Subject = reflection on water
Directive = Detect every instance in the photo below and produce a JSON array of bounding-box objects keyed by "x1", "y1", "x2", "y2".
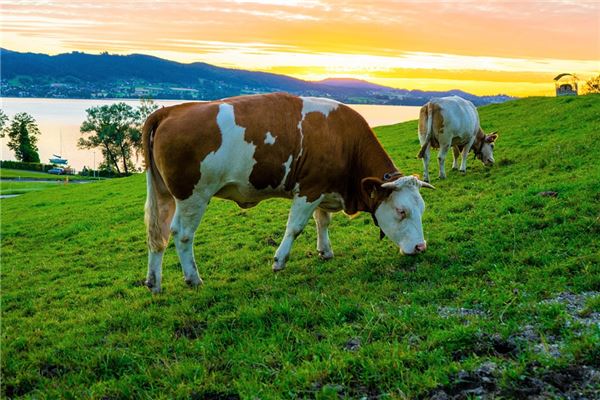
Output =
[{"x1": 0, "y1": 98, "x2": 420, "y2": 171}]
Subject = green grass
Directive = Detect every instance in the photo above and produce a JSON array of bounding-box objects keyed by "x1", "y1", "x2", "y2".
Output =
[
  {"x1": 0, "y1": 168, "x2": 99, "y2": 181},
  {"x1": 0, "y1": 180, "x2": 64, "y2": 195},
  {"x1": 2, "y1": 95, "x2": 599, "y2": 398}
]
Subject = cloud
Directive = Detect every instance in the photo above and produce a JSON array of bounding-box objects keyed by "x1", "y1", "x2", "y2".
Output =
[{"x1": 225, "y1": 0, "x2": 327, "y2": 7}]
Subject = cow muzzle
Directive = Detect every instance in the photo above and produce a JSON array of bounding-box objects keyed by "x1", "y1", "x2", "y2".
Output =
[{"x1": 401, "y1": 241, "x2": 427, "y2": 255}]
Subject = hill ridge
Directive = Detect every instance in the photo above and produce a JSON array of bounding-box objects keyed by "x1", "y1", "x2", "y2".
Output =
[{"x1": 0, "y1": 48, "x2": 513, "y2": 105}]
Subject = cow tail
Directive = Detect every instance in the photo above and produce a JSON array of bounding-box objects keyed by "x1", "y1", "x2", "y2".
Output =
[
  {"x1": 417, "y1": 102, "x2": 434, "y2": 159},
  {"x1": 143, "y1": 110, "x2": 173, "y2": 252}
]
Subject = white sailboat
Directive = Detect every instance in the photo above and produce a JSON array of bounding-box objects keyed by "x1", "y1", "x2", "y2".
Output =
[
  {"x1": 49, "y1": 130, "x2": 68, "y2": 165},
  {"x1": 49, "y1": 154, "x2": 68, "y2": 164}
]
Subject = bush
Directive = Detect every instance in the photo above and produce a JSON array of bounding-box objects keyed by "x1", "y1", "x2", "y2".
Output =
[
  {"x1": 0, "y1": 160, "x2": 55, "y2": 172},
  {"x1": 79, "y1": 166, "x2": 119, "y2": 178}
]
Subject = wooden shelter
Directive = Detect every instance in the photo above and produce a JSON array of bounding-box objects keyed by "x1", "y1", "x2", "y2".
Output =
[{"x1": 554, "y1": 73, "x2": 578, "y2": 96}]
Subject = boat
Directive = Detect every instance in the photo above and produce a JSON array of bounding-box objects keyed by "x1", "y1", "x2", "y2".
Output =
[
  {"x1": 49, "y1": 131, "x2": 68, "y2": 165},
  {"x1": 49, "y1": 154, "x2": 68, "y2": 165}
]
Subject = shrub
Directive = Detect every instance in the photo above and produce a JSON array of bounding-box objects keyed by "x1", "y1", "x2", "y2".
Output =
[{"x1": 0, "y1": 160, "x2": 55, "y2": 172}]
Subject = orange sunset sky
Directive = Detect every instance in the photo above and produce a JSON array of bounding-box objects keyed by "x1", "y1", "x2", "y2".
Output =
[{"x1": 1, "y1": 0, "x2": 599, "y2": 96}]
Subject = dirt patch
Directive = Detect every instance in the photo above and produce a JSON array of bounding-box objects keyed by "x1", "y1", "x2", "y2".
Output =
[
  {"x1": 430, "y1": 362, "x2": 498, "y2": 399},
  {"x1": 264, "y1": 236, "x2": 278, "y2": 247},
  {"x1": 430, "y1": 363, "x2": 600, "y2": 399},
  {"x1": 438, "y1": 306, "x2": 487, "y2": 319},
  {"x1": 39, "y1": 363, "x2": 64, "y2": 378},
  {"x1": 538, "y1": 191, "x2": 558, "y2": 198},
  {"x1": 309, "y1": 380, "x2": 382, "y2": 399},
  {"x1": 173, "y1": 319, "x2": 208, "y2": 339},
  {"x1": 507, "y1": 324, "x2": 563, "y2": 358},
  {"x1": 504, "y1": 364, "x2": 600, "y2": 399},
  {"x1": 190, "y1": 391, "x2": 240, "y2": 400},
  {"x1": 541, "y1": 291, "x2": 600, "y2": 328},
  {"x1": 344, "y1": 337, "x2": 361, "y2": 351},
  {"x1": 431, "y1": 292, "x2": 600, "y2": 399},
  {"x1": 452, "y1": 333, "x2": 517, "y2": 361}
]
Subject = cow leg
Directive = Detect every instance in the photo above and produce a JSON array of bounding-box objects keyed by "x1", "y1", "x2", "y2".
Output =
[
  {"x1": 438, "y1": 144, "x2": 450, "y2": 179},
  {"x1": 452, "y1": 146, "x2": 461, "y2": 170},
  {"x1": 460, "y1": 139, "x2": 475, "y2": 173},
  {"x1": 145, "y1": 173, "x2": 175, "y2": 294},
  {"x1": 273, "y1": 194, "x2": 323, "y2": 271},
  {"x1": 421, "y1": 145, "x2": 431, "y2": 182},
  {"x1": 171, "y1": 193, "x2": 209, "y2": 288},
  {"x1": 314, "y1": 208, "x2": 334, "y2": 260},
  {"x1": 146, "y1": 207, "x2": 174, "y2": 293}
]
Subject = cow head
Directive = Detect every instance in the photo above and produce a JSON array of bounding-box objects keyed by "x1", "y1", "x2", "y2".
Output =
[
  {"x1": 362, "y1": 176, "x2": 434, "y2": 255},
  {"x1": 478, "y1": 131, "x2": 498, "y2": 166}
]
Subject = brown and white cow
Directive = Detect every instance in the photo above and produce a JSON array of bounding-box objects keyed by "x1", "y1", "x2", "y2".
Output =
[
  {"x1": 143, "y1": 92, "x2": 434, "y2": 293},
  {"x1": 417, "y1": 96, "x2": 498, "y2": 181}
]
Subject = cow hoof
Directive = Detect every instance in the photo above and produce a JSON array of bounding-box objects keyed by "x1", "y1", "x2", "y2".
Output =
[
  {"x1": 438, "y1": 175, "x2": 446, "y2": 180},
  {"x1": 318, "y1": 250, "x2": 334, "y2": 260},
  {"x1": 145, "y1": 275, "x2": 161, "y2": 293},
  {"x1": 272, "y1": 262, "x2": 286, "y2": 272},
  {"x1": 423, "y1": 177, "x2": 430, "y2": 183},
  {"x1": 145, "y1": 279, "x2": 161, "y2": 294},
  {"x1": 184, "y1": 276, "x2": 203, "y2": 288},
  {"x1": 459, "y1": 169, "x2": 466, "y2": 174}
]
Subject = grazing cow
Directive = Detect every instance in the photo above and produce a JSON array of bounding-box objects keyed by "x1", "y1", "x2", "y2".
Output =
[
  {"x1": 143, "y1": 92, "x2": 434, "y2": 293},
  {"x1": 417, "y1": 96, "x2": 498, "y2": 181}
]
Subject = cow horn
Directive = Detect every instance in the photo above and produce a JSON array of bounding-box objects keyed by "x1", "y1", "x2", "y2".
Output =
[{"x1": 419, "y1": 180, "x2": 436, "y2": 190}]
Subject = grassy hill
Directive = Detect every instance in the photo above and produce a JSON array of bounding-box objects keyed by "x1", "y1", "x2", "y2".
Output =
[{"x1": 2, "y1": 95, "x2": 599, "y2": 398}]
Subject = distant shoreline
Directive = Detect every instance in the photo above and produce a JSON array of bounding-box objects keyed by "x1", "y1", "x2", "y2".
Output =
[
  {"x1": 0, "y1": 96, "x2": 519, "y2": 107},
  {"x1": 0, "y1": 96, "x2": 203, "y2": 103},
  {"x1": 1, "y1": 49, "x2": 515, "y2": 107},
  {"x1": 0, "y1": 96, "x2": 406, "y2": 107}
]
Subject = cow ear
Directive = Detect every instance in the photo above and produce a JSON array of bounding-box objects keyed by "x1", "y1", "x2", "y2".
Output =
[
  {"x1": 361, "y1": 177, "x2": 384, "y2": 198},
  {"x1": 485, "y1": 132, "x2": 498, "y2": 142},
  {"x1": 361, "y1": 177, "x2": 391, "y2": 206}
]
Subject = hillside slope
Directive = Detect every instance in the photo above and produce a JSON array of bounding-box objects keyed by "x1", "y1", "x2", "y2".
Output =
[{"x1": 1, "y1": 95, "x2": 599, "y2": 398}]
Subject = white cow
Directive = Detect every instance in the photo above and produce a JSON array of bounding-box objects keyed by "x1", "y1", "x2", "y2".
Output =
[{"x1": 417, "y1": 96, "x2": 498, "y2": 181}]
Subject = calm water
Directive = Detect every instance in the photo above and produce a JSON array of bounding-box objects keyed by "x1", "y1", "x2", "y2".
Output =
[{"x1": 0, "y1": 98, "x2": 420, "y2": 171}]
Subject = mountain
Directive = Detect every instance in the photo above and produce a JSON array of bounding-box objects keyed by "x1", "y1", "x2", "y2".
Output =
[
  {"x1": 0, "y1": 49, "x2": 513, "y2": 105},
  {"x1": 317, "y1": 78, "x2": 393, "y2": 91}
]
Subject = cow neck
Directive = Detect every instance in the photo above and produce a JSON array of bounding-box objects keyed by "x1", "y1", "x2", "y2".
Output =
[
  {"x1": 344, "y1": 132, "x2": 399, "y2": 215},
  {"x1": 471, "y1": 128, "x2": 486, "y2": 156}
]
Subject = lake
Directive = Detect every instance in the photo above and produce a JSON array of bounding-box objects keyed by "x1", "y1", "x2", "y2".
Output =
[{"x1": 0, "y1": 98, "x2": 420, "y2": 171}]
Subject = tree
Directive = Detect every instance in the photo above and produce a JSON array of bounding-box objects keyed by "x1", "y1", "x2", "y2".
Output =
[
  {"x1": 584, "y1": 75, "x2": 600, "y2": 94},
  {"x1": 137, "y1": 98, "x2": 160, "y2": 123},
  {"x1": 131, "y1": 98, "x2": 159, "y2": 164},
  {"x1": 78, "y1": 99, "x2": 159, "y2": 175},
  {"x1": 0, "y1": 112, "x2": 41, "y2": 162},
  {"x1": 0, "y1": 110, "x2": 8, "y2": 131}
]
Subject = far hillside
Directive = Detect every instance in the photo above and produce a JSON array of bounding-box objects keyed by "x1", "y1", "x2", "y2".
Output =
[
  {"x1": 1, "y1": 95, "x2": 598, "y2": 399},
  {"x1": 0, "y1": 48, "x2": 513, "y2": 105}
]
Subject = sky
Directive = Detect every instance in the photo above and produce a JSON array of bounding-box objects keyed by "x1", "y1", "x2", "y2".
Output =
[{"x1": 1, "y1": 0, "x2": 599, "y2": 96}]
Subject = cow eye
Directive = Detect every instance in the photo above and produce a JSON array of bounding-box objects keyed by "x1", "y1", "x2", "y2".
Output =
[{"x1": 396, "y1": 208, "x2": 407, "y2": 220}]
